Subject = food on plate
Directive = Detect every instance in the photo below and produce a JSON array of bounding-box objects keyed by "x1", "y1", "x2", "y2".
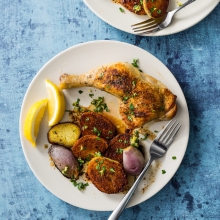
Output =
[
  {"x1": 24, "y1": 99, "x2": 48, "y2": 147},
  {"x1": 45, "y1": 79, "x2": 65, "y2": 127},
  {"x1": 143, "y1": 0, "x2": 170, "y2": 18},
  {"x1": 80, "y1": 112, "x2": 116, "y2": 140},
  {"x1": 48, "y1": 122, "x2": 81, "y2": 148},
  {"x1": 123, "y1": 146, "x2": 145, "y2": 175},
  {"x1": 72, "y1": 135, "x2": 108, "y2": 160},
  {"x1": 48, "y1": 145, "x2": 79, "y2": 178},
  {"x1": 59, "y1": 62, "x2": 177, "y2": 129},
  {"x1": 118, "y1": 0, "x2": 146, "y2": 15},
  {"x1": 104, "y1": 134, "x2": 131, "y2": 164},
  {"x1": 87, "y1": 156, "x2": 128, "y2": 194}
]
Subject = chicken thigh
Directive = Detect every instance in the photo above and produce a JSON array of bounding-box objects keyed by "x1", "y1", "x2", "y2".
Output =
[{"x1": 59, "y1": 62, "x2": 177, "y2": 129}]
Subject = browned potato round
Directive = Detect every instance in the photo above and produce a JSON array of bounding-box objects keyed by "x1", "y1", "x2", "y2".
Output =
[
  {"x1": 80, "y1": 112, "x2": 116, "y2": 141},
  {"x1": 48, "y1": 122, "x2": 81, "y2": 148},
  {"x1": 72, "y1": 135, "x2": 108, "y2": 160},
  {"x1": 87, "y1": 156, "x2": 128, "y2": 194},
  {"x1": 143, "y1": 0, "x2": 169, "y2": 18},
  {"x1": 119, "y1": 0, "x2": 146, "y2": 15},
  {"x1": 104, "y1": 134, "x2": 131, "y2": 164}
]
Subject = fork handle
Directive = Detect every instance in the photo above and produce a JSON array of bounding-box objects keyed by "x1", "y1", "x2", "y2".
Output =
[
  {"x1": 174, "y1": 0, "x2": 196, "y2": 14},
  {"x1": 108, "y1": 156, "x2": 155, "y2": 220}
]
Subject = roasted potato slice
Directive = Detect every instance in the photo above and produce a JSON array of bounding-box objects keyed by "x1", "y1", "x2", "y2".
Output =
[
  {"x1": 48, "y1": 145, "x2": 79, "y2": 178},
  {"x1": 48, "y1": 122, "x2": 81, "y2": 148},
  {"x1": 119, "y1": 0, "x2": 146, "y2": 15},
  {"x1": 72, "y1": 135, "x2": 108, "y2": 160},
  {"x1": 87, "y1": 156, "x2": 128, "y2": 194},
  {"x1": 143, "y1": 0, "x2": 169, "y2": 18},
  {"x1": 80, "y1": 112, "x2": 116, "y2": 141},
  {"x1": 104, "y1": 134, "x2": 131, "y2": 164}
]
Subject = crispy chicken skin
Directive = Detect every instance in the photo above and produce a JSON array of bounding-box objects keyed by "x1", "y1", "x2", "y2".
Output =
[
  {"x1": 87, "y1": 156, "x2": 128, "y2": 194},
  {"x1": 60, "y1": 62, "x2": 177, "y2": 129}
]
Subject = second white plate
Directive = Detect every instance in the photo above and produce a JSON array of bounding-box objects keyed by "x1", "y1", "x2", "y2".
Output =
[{"x1": 84, "y1": 0, "x2": 219, "y2": 36}]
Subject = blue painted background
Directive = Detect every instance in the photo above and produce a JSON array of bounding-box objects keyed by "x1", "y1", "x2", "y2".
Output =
[{"x1": 0, "y1": 1, "x2": 220, "y2": 219}]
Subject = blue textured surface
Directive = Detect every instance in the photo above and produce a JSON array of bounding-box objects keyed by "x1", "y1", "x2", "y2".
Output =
[{"x1": 1, "y1": 1, "x2": 220, "y2": 219}]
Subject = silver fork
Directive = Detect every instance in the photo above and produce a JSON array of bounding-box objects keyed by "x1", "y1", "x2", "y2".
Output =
[
  {"x1": 108, "y1": 119, "x2": 182, "y2": 220},
  {"x1": 132, "y1": 0, "x2": 196, "y2": 34}
]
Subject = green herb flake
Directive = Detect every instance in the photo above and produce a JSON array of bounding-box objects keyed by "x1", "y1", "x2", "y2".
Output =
[
  {"x1": 162, "y1": 170, "x2": 166, "y2": 174},
  {"x1": 154, "y1": 130, "x2": 158, "y2": 133},
  {"x1": 157, "y1": 9, "x2": 162, "y2": 14},
  {"x1": 78, "y1": 158, "x2": 85, "y2": 166},
  {"x1": 127, "y1": 115, "x2": 133, "y2": 121},
  {"x1": 116, "y1": 148, "x2": 123, "y2": 154},
  {"x1": 96, "y1": 137, "x2": 101, "y2": 141},
  {"x1": 78, "y1": 90, "x2": 83, "y2": 94},
  {"x1": 62, "y1": 166, "x2": 68, "y2": 174},
  {"x1": 93, "y1": 127, "x2": 101, "y2": 136},
  {"x1": 99, "y1": 166, "x2": 106, "y2": 176},
  {"x1": 70, "y1": 178, "x2": 89, "y2": 190},
  {"x1": 94, "y1": 152, "x2": 101, "y2": 157},
  {"x1": 172, "y1": 156, "x2": 177, "y2": 160},
  {"x1": 83, "y1": 125, "x2": 88, "y2": 130},
  {"x1": 119, "y1": 7, "x2": 124, "y2": 12},
  {"x1": 91, "y1": 96, "x2": 110, "y2": 113},
  {"x1": 133, "y1": 5, "x2": 141, "y2": 13},
  {"x1": 85, "y1": 117, "x2": 90, "y2": 121},
  {"x1": 141, "y1": 133, "x2": 149, "y2": 140},
  {"x1": 110, "y1": 168, "x2": 115, "y2": 173},
  {"x1": 89, "y1": 93, "x2": 94, "y2": 98},
  {"x1": 132, "y1": 59, "x2": 139, "y2": 68}
]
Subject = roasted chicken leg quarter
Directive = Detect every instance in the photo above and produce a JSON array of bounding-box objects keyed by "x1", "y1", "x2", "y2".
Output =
[{"x1": 59, "y1": 62, "x2": 177, "y2": 129}]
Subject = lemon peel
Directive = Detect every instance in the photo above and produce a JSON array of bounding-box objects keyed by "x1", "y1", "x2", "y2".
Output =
[
  {"x1": 24, "y1": 99, "x2": 48, "y2": 147},
  {"x1": 45, "y1": 79, "x2": 65, "y2": 127}
]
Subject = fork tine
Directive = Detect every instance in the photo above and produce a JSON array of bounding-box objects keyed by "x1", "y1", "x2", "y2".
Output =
[
  {"x1": 165, "y1": 124, "x2": 181, "y2": 146},
  {"x1": 131, "y1": 18, "x2": 155, "y2": 27},
  {"x1": 140, "y1": 27, "x2": 160, "y2": 34},
  {"x1": 132, "y1": 20, "x2": 158, "y2": 30},
  {"x1": 133, "y1": 23, "x2": 158, "y2": 32},
  {"x1": 155, "y1": 119, "x2": 176, "y2": 142},
  {"x1": 161, "y1": 122, "x2": 181, "y2": 145}
]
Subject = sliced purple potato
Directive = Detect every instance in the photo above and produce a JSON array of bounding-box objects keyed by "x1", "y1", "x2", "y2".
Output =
[{"x1": 48, "y1": 145, "x2": 79, "y2": 178}]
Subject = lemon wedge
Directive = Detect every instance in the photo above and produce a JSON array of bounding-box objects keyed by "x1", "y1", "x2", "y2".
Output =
[
  {"x1": 24, "y1": 99, "x2": 48, "y2": 147},
  {"x1": 45, "y1": 79, "x2": 65, "y2": 127}
]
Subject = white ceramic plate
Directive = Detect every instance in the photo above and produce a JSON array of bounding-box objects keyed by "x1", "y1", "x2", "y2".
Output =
[
  {"x1": 20, "y1": 40, "x2": 189, "y2": 211},
  {"x1": 84, "y1": 0, "x2": 219, "y2": 36}
]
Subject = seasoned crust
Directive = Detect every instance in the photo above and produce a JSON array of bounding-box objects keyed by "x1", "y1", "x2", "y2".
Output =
[
  {"x1": 72, "y1": 135, "x2": 108, "y2": 160},
  {"x1": 104, "y1": 134, "x2": 131, "y2": 164},
  {"x1": 80, "y1": 112, "x2": 116, "y2": 141},
  {"x1": 143, "y1": 0, "x2": 169, "y2": 18},
  {"x1": 87, "y1": 157, "x2": 128, "y2": 194},
  {"x1": 119, "y1": 0, "x2": 146, "y2": 15}
]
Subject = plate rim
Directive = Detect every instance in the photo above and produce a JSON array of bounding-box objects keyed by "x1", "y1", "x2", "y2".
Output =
[
  {"x1": 83, "y1": 0, "x2": 219, "y2": 36},
  {"x1": 19, "y1": 40, "x2": 190, "y2": 210}
]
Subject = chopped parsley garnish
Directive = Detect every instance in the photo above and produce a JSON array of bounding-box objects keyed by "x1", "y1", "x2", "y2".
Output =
[
  {"x1": 119, "y1": 7, "x2": 124, "y2": 12},
  {"x1": 132, "y1": 80, "x2": 137, "y2": 87},
  {"x1": 141, "y1": 133, "x2": 149, "y2": 140},
  {"x1": 78, "y1": 90, "x2": 83, "y2": 94},
  {"x1": 99, "y1": 166, "x2": 106, "y2": 176},
  {"x1": 108, "y1": 130, "x2": 113, "y2": 134},
  {"x1": 94, "y1": 152, "x2": 101, "y2": 157},
  {"x1": 72, "y1": 98, "x2": 83, "y2": 112},
  {"x1": 130, "y1": 130, "x2": 139, "y2": 147},
  {"x1": 118, "y1": 139, "x2": 123, "y2": 143},
  {"x1": 129, "y1": 103, "x2": 135, "y2": 111},
  {"x1": 133, "y1": 5, "x2": 141, "y2": 13},
  {"x1": 116, "y1": 148, "x2": 123, "y2": 154},
  {"x1": 70, "y1": 178, "x2": 89, "y2": 190},
  {"x1": 85, "y1": 117, "x2": 90, "y2": 121},
  {"x1": 89, "y1": 93, "x2": 94, "y2": 98},
  {"x1": 154, "y1": 130, "x2": 158, "y2": 133},
  {"x1": 62, "y1": 166, "x2": 68, "y2": 174},
  {"x1": 91, "y1": 97, "x2": 110, "y2": 112},
  {"x1": 172, "y1": 156, "x2": 177, "y2": 160},
  {"x1": 82, "y1": 125, "x2": 88, "y2": 130},
  {"x1": 78, "y1": 158, "x2": 85, "y2": 166},
  {"x1": 96, "y1": 137, "x2": 101, "y2": 141},
  {"x1": 162, "y1": 170, "x2": 166, "y2": 174},
  {"x1": 127, "y1": 115, "x2": 133, "y2": 121},
  {"x1": 132, "y1": 59, "x2": 139, "y2": 68},
  {"x1": 80, "y1": 146, "x2": 86, "y2": 151},
  {"x1": 93, "y1": 127, "x2": 101, "y2": 136},
  {"x1": 110, "y1": 168, "x2": 115, "y2": 173}
]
